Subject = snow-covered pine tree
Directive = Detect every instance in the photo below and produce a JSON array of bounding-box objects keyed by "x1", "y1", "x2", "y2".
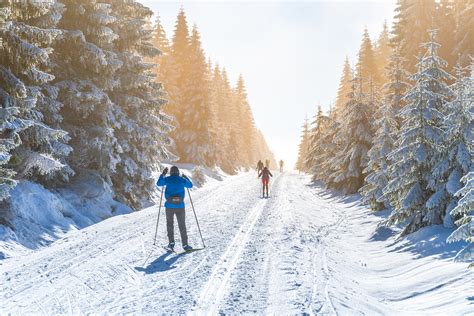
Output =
[
  {"x1": 150, "y1": 15, "x2": 172, "y2": 85},
  {"x1": 208, "y1": 64, "x2": 230, "y2": 172},
  {"x1": 383, "y1": 30, "x2": 452, "y2": 235},
  {"x1": 312, "y1": 112, "x2": 339, "y2": 184},
  {"x1": 306, "y1": 105, "x2": 328, "y2": 178},
  {"x1": 166, "y1": 8, "x2": 190, "y2": 160},
  {"x1": 390, "y1": 0, "x2": 437, "y2": 73},
  {"x1": 178, "y1": 25, "x2": 216, "y2": 167},
  {"x1": 220, "y1": 70, "x2": 253, "y2": 169},
  {"x1": 330, "y1": 75, "x2": 372, "y2": 193},
  {"x1": 429, "y1": 61, "x2": 472, "y2": 227},
  {"x1": 447, "y1": 171, "x2": 474, "y2": 266},
  {"x1": 366, "y1": 74, "x2": 382, "y2": 119},
  {"x1": 234, "y1": 75, "x2": 256, "y2": 167},
  {"x1": 446, "y1": 58, "x2": 474, "y2": 266},
  {"x1": 420, "y1": 30, "x2": 457, "y2": 227},
  {"x1": 104, "y1": 0, "x2": 174, "y2": 210},
  {"x1": 360, "y1": 45, "x2": 409, "y2": 210},
  {"x1": 295, "y1": 118, "x2": 310, "y2": 172},
  {"x1": 53, "y1": 1, "x2": 122, "y2": 183},
  {"x1": 375, "y1": 21, "x2": 391, "y2": 86},
  {"x1": 305, "y1": 105, "x2": 324, "y2": 174},
  {"x1": 0, "y1": 3, "x2": 19, "y2": 200},
  {"x1": 334, "y1": 56, "x2": 352, "y2": 117},
  {"x1": 209, "y1": 65, "x2": 238, "y2": 173},
  {"x1": 219, "y1": 68, "x2": 241, "y2": 170},
  {"x1": 0, "y1": 0, "x2": 72, "y2": 201},
  {"x1": 357, "y1": 28, "x2": 382, "y2": 95}
]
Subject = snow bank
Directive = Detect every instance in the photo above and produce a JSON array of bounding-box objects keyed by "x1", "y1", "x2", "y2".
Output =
[
  {"x1": 315, "y1": 188, "x2": 472, "y2": 314},
  {"x1": 0, "y1": 172, "x2": 131, "y2": 259}
]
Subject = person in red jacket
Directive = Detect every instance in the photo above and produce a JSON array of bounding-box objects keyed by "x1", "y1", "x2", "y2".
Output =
[{"x1": 258, "y1": 166, "x2": 273, "y2": 198}]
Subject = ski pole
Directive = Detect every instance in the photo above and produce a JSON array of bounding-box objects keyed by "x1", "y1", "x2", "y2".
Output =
[
  {"x1": 153, "y1": 187, "x2": 164, "y2": 245},
  {"x1": 186, "y1": 187, "x2": 205, "y2": 248}
]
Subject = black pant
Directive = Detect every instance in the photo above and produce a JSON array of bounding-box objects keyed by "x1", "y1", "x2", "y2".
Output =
[{"x1": 166, "y1": 208, "x2": 188, "y2": 246}]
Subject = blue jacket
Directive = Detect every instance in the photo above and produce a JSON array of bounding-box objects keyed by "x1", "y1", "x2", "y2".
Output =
[{"x1": 157, "y1": 174, "x2": 193, "y2": 209}]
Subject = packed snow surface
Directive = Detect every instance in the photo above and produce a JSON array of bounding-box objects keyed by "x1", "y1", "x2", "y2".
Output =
[{"x1": 1, "y1": 172, "x2": 472, "y2": 314}]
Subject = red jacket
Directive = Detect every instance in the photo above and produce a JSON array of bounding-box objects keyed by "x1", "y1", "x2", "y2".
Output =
[{"x1": 258, "y1": 167, "x2": 273, "y2": 180}]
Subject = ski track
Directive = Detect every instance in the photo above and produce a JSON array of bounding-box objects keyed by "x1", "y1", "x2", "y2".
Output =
[
  {"x1": 195, "y1": 174, "x2": 283, "y2": 314},
  {"x1": 1, "y1": 172, "x2": 472, "y2": 314}
]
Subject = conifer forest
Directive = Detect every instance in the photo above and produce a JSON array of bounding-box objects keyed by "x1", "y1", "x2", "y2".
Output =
[{"x1": 1, "y1": 1, "x2": 473, "y2": 314}]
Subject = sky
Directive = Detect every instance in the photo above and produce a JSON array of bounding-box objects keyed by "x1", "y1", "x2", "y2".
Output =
[{"x1": 141, "y1": 0, "x2": 396, "y2": 168}]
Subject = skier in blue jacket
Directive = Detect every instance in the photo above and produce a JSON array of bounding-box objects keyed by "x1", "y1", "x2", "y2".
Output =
[{"x1": 157, "y1": 165, "x2": 193, "y2": 251}]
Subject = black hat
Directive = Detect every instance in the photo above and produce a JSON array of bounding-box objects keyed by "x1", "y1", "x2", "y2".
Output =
[{"x1": 170, "y1": 165, "x2": 179, "y2": 176}]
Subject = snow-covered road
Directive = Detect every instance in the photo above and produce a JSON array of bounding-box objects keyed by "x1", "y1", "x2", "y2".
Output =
[{"x1": 1, "y1": 172, "x2": 472, "y2": 314}]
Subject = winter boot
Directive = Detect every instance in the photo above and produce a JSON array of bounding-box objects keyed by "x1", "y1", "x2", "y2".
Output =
[
  {"x1": 183, "y1": 244, "x2": 193, "y2": 252},
  {"x1": 167, "y1": 242, "x2": 175, "y2": 251}
]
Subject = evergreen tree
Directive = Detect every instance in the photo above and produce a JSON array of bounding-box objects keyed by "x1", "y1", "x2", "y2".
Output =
[
  {"x1": 295, "y1": 118, "x2": 310, "y2": 172},
  {"x1": 0, "y1": 0, "x2": 71, "y2": 202},
  {"x1": 307, "y1": 106, "x2": 330, "y2": 180},
  {"x1": 53, "y1": 0, "x2": 122, "y2": 183},
  {"x1": 428, "y1": 62, "x2": 472, "y2": 227},
  {"x1": 210, "y1": 65, "x2": 237, "y2": 173},
  {"x1": 220, "y1": 68, "x2": 241, "y2": 170},
  {"x1": 366, "y1": 75, "x2": 382, "y2": 116},
  {"x1": 361, "y1": 45, "x2": 409, "y2": 210},
  {"x1": 356, "y1": 28, "x2": 382, "y2": 94},
  {"x1": 208, "y1": 64, "x2": 230, "y2": 171},
  {"x1": 334, "y1": 57, "x2": 352, "y2": 117},
  {"x1": 305, "y1": 105, "x2": 324, "y2": 172},
  {"x1": 390, "y1": 0, "x2": 437, "y2": 73},
  {"x1": 312, "y1": 114, "x2": 339, "y2": 184},
  {"x1": 330, "y1": 75, "x2": 372, "y2": 193},
  {"x1": 0, "y1": 3, "x2": 22, "y2": 200},
  {"x1": 447, "y1": 171, "x2": 474, "y2": 266},
  {"x1": 375, "y1": 21, "x2": 392, "y2": 86},
  {"x1": 105, "y1": 0, "x2": 174, "y2": 210},
  {"x1": 383, "y1": 31, "x2": 452, "y2": 236},
  {"x1": 166, "y1": 8, "x2": 190, "y2": 159},
  {"x1": 234, "y1": 75, "x2": 256, "y2": 167},
  {"x1": 150, "y1": 15, "x2": 172, "y2": 84},
  {"x1": 178, "y1": 25, "x2": 216, "y2": 166}
]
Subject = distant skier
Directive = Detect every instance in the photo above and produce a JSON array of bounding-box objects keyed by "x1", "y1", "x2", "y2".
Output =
[
  {"x1": 257, "y1": 160, "x2": 264, "y2": 175},
  {"x1": 279, "y1": 160, "x2": 284, "y2": 172},
  {"x1": 258, "y1": 166, "x2": 273, "y2": 198},
  {"x1": 157, "y1": 166, "x2": 193, "y2": 252}
]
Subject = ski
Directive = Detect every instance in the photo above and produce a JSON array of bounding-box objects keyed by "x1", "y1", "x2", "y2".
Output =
[
  {"x1": 176, "y1": 248, "x2": 205, "y2": 255},
  {"x1": 163, "y1": 246, "x2": 205, "y2": 255}
]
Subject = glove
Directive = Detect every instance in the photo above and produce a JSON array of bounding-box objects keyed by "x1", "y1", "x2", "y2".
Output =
[
  {"x1": 162, "y1": 167, "x2": 168, "y2": 176},
  {"x1": 181, "y1": 174, "x2": 188, "y2": 179}
]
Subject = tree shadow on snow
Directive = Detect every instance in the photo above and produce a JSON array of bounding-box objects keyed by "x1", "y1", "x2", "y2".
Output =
[
  {"x1": 304, "y1": 180, "x2": 465, "y2": 262},
  {"x1": 135, "y1": 251, "x2": 186, "y2": 274},
  {"x1": 369, "y1": 225, "x2": 396, "y2": 242},
  {"x1": 386, "y1": 225, "x2": 466, "y2": 260},
  {"x1": 305, "y1": 181, "x2": 362, "y2": 206}
]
